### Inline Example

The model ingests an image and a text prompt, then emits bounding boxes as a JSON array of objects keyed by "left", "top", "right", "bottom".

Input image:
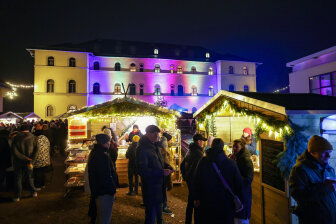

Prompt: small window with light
[
  {"left": 154, "top": 49, "right": 159, "bottom": 55},
  {"left": 243, "top": 66, "right": 248, "bottom": 75},
  {"left": 191, "top": 66, "right": 196, "bottom": 74},
  {"left": 155, "top": 64, "right": 160, "bottom": 73},
  {"left": 208, "top": 67, "right": 214, "bottom": 75},
  {"left": 170, "top": 65, "right": 174, "bottom": 73},
  {"left": 130, "top": 63, "right": 136, "bottom": 72},
  {"left": 206, "top": 52, "right": 210, "bottom": 58},
  {"left": 191, "top": 86, "right": 197, "bottom": 96},
  {"left": 177, "top": 66, "right": 183, "bottom": 74}
]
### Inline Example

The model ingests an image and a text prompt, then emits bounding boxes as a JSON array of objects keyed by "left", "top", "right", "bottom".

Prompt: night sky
[{"left": 1, "top": 1, "right": 336, "bottom": 112}]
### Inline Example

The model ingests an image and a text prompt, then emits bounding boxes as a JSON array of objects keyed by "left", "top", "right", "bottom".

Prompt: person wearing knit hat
[
  {"left": 88, "top": 133, "right": 118, "bottom": 224},
  {"left": 289, "top": 135, "right": 336, "bottom": 223},
  {"left": 241, "top": 127, "right": 257, "bottom": 155}
]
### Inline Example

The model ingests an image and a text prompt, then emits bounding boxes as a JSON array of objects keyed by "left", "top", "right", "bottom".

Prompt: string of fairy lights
[
  {"left": 5, "top": 82, "right": 34, "bottom": 99},
  {"left": 273, "top": 85, "right": 289, "bottom": 93}
]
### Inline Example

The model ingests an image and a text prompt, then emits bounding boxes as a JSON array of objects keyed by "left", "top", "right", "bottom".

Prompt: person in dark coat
[
  {"left": 136, "top": 125, "right": 172, "bottom": 224},
  {"left": 88, "top": 134, "right": 118, "bottom": 224},
  {"left": 127, "top": 124, "right": 143, "bottom": 142},
  {"left": 193, "top": 138, "right": 244, "bottom": 224},
  {"left": 12, "top": 124, "right": 38, "bottom": 201},
  {"left": 289, "top": 135, "right": 336, "bottom": 224},
  {"left": 230, "top": 139, "right": 254, "bottom": 222},
  {"left": 126, "top": 135, "right": 140, "bottom": 195},
  {"left": 180, "top": 133, "right": 207, "bottom": 224},
  {"left": 0, "top": 130, "right": 11, "bottom": 190}
]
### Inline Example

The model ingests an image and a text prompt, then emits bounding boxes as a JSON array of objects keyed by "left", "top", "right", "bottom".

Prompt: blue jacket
[
  {"left": 289, "top": 150, "right": 336, "bottom": 224},
  {"left": 136, "top": 135, "right": 165, "bottom": 205},
  {"left": 88, "top": 144, "right": 118, "bottom": 197}
]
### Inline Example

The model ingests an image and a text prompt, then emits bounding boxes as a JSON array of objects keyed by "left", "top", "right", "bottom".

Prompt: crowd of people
[
  {"left": 0, "top": 119, "right": 68, "bottom": 201},
  {"left": 2, "top": 119, "right": 336, "bottom": 224}
]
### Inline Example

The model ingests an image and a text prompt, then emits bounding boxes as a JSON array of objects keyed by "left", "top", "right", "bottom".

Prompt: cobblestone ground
[{"left": 0, "top": 154, "right": 188, "bottom": 224}]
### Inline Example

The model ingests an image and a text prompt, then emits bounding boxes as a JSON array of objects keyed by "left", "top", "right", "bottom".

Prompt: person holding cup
[{"left": 289, "top": 135, "right": 336, "bottom": 224}]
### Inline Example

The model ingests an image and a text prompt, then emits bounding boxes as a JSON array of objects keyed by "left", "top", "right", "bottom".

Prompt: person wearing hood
[
  {"left": 180, "top": 133, "right": 207, "bottom": 224},
  {"left": 88, "top": 134, "right": 118, "bottom": 224},
  {"left": 12, "top": 124, "right": 38, "bottom": 201},
  {"left": 126, "top": 135, "right": 140, "bottom": 196},
  {"left": 241, "top": 128, "right": 257, "bottom": 155},
  {"left": 136, "top": 125, "right": 172, "bottom": 224},
  {"left": 289, "top": 135, "right": 336, "bottom": 224},
  {"left": 230, "top": 139, "right": 254, "bottom": 223},
  {"left": 0, "top": 130, "right": 11, "bottom": 191},
  {"left": 193, "top": 138, "right": 244, "bottom": 224}
]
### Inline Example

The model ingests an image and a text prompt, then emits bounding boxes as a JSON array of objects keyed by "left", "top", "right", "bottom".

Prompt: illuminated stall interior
[
  {"left": 0, "top": 111, "right": 23, "bottom": 124},
  {"left": 194, "top": 90, "right": 293, "bottom": 224},
  {"left": 62, "top": 97, "right": 182, "bottom": 185}
]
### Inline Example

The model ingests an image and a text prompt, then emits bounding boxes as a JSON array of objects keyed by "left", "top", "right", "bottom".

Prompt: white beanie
[{"left": 103, "top": 128, "right": 112, "bottom": 138}]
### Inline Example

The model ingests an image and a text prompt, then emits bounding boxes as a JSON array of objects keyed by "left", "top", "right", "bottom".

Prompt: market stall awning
[
  {"left": 193, "top": 90, "right": 287, "bottom": 121},
  {"left": 60, "top": 97, "right": 181, "bottom": 118},
  {"left": 0, "top": 111, "right": 23, "bottom": 120},
  {"left": 16, "top": 112, "right": 40, "bottom": 120}
]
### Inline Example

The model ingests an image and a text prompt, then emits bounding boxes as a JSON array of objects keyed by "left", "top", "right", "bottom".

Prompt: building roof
[
  {"left": 27, "top": 39, "right": 260, "bottom": 63},
  {"left": 286, "top": 45, "right": 336, "bottom": 67},
  {"left": 233, "top": 92, "right": 336, "bottom": 111},
  {"left": 16, "top": 112, "right": 40, "bottom": 119},
  {"left": 193, "top": 90, "right": 287, "bottom": 121},
  {"left": 0, "top": 111, "right": 23, "bottom": 119}
]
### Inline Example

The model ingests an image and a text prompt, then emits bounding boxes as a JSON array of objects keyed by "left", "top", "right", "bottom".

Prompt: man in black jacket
[
  {"left": 88, "top": 134, "right": 118, "bottom": 224},
  {"left": 180, "top": 133, "right": 207, "bottom": 224},
  {"left": 12, "top": 124, "right": 38, "bottom": 202},
  {"left": 136, "top": 125, "right": 172, "bottom": 224}
]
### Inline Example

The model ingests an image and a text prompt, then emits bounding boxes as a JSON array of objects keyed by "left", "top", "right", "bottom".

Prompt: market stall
[
  {"left": 194, "top": 90, "right": 293, "bottom": 224},
  {"left": 62, "top": 97, "right": 182, "bottom": 188}
]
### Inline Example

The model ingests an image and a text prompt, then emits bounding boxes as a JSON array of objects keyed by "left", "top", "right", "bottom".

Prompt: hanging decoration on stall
[
  {"left": 274, "top": 120, "right": 309, "bottom": 179},
  {"left": 69, "top": 119, "right": 88, "bottom": 139},
  {"left": 210, "top": 115, "right": 217, "bottom": 137},
  {"left": 197, "top": 99, "right": 293, "bottom": 140}
]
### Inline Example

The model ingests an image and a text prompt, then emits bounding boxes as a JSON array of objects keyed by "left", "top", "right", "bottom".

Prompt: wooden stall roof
[
  {"left": 193, "top": 90, "right": 287, "bottom": 121},
  {"left": 0, "top": 111, "right": 23, "bottom": 119},
  {"left": 16, "top": 112, "right": 40, "bottom": 119},
  {"left": 60, "top": 97, "right": 181, "bottom": 118}
]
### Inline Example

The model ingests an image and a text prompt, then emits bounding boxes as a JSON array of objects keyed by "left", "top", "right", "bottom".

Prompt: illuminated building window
[
  {"left": 93, "top": 83, "right": 100, "bottom": 94},
  {"left": 177, "top": 66, "right": 183, "bottom": 74},
  {"left": 178, "top": 85, "right": 184, "bottom": 96},
  {"left": 191, "top": 66, "right": 196, "bottom": 74},
  {"left": 114, "top": 83, "right": 122, "bottom": 94},
  {"left": 69, "top": 58, "right": 76, "bottom": 67},
  {"left": 191, "top": 86, "right": 197, "bottom": 96},
  {"left": 209, "top": 86, "right": 214, "bottom": 96},
  {"left": 47, "top": 57, "right": 54, "bottom": 66},
  {"left": 68, "top": 80, "right": 76, "bottom": 93},
  {"left": 93, "top": 61, "right": 100, "bottom": 70},
  {"left": 140, "top": 64, "right": 144, "bottom": 72},
  {"left": 244, "top": 85, "right": 249, "bottom": 92},
  {"left": 229, "top": 66, "right": 234, "bottom": 74},
  {"left": 154, "top": 48, "right": 159, "bottom": 55},
  {"left": 155, "top": 64, "right": 160, "bottom": 73},
  {"left": 170, "top": 84, "right": 175, "bottom": 95},
  {"left": 140, "top": 84, "right": 144, "bottom": 95},
  {"left": 47, "top": 79, "right": 54, "bottom": 93},
  {"left": 129, "top": 83, "right": 136, "bottom": 95},
  {"left": 206, "top": 52, "right": 210, "bottom": 58},
  {"left": 243, "top": 66, "right": 248, "bottom": 75},
  {"left": 309, "top": 72, "right": 336, "bottom": 96},
  {"left": 154, "top": 84, "right": 161, "bottom": 95},
  {"left": 115, "top": 62, "right": 121, "bottom": 71},
  {"left": 67, "top": 105, "right": 77, "bottom": 112},
  {"left": 130, "top": 63, "right": 136, "bottom": 72},
  {"left": 170, "top": 65, "right": 174, "bottom": 73},
  {"left": 208, "top": 67, "right": 213, "bottom": 75},
  {"left": 46, "top": 105, "right": 54, "bottom": 117},
  {"left": 229, "top": 84, "right": 235, "bottom": 91}
]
